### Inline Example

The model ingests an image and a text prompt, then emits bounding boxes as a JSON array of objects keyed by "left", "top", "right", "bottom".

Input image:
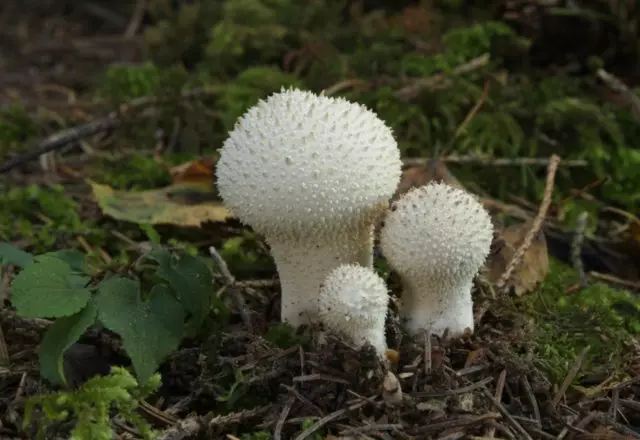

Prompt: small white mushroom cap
[
  {"left": 216, "top": 88, "right": 402, "bottom": 326},
  {"left": 379, "top": 182, "right": 493, "bottom": 337},
  {"left": 318, "top": 264, "right": 389, "bottom": 356}
]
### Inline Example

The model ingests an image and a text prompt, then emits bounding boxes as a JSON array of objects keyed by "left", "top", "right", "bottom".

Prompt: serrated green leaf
[
  {"left": 96, "top": 277, "right": 184, "bottom": 383},
  {"left": 44, "top": 250, "right": 91, "bottom": 274},
  {"left": 11, "top": 256, "right": 92, "bottom": 318},
  {"left": 144, "top": 249, "right": 212, "bottom": 328},
  {"left": 0, "top": 242, "right": 34, "bottom": 267},
  {"left": 39, "top": 300, "right": 98, "bottom": 386}
]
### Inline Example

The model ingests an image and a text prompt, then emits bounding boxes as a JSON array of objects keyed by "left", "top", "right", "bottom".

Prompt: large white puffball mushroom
[
  {"left": 379, "top": 182, "right": 493, "bottom": 337},
  {"left": 216, "top": 88, "right": 402, "bottom": 327},
  {"left": 318, "top": 264, "right": 389, "bottom": 356}
]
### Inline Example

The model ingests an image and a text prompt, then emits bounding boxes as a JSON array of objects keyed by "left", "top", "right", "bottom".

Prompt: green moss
[
  {"left": 0, "top": 184, "right": 104, "bottom": 253},
  {"left": 515, "top": 258, "right": 639, "bottom": 384},
  {"left": 0, "top": 103, "right": 39, "bottom": 159},
  {"left": 92, "top": 154, "right": 172, "bottom": 190},
  {"left": 219, "top": 232, "right": 274, "bottom": 278},
  {"left": 217, "top": 66, "right": 303, "bottom": 131}
]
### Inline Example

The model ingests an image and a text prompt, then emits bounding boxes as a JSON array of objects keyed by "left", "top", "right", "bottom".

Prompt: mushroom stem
[
  {"left": 400, "top": 279, "right": 474, "bottom": 337},
  {"left": 268, "top": 226, "right": 374, "bottom": 327}
]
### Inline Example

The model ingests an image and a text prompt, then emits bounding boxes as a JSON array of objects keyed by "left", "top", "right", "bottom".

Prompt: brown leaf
[
  {"left": 486, "top": 220, "right": 550, "bottom": 296},
  {"left": 394, "top": 160, "right": 464, "bottom": 202},
  {"left": 169, "top": 157, "right": 216, "bottom": 187}
]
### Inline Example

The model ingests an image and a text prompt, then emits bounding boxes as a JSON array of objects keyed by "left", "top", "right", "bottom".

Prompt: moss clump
[
  {"left": 0, "top": 184, "right": 103, "bottom": 253},
  {"left": 516, "top": 258, "right": 639, "bottom": 384},
  {"left": 0, "top": 103, "right": 39, "bottom": 159},
  {"left": 91, "top": 153, "right": 172, "bottom": 190}
]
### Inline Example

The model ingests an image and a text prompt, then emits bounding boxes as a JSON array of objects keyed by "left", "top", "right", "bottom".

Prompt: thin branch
[
  {"left": 209, "top": 246, "right": 253, "bottom": 332},
  {"left": 402, "top": 156, "right": 586, "bottom": 168},
  {"left": 394, "top": 53, "right": 491, "bottom": 101},
  {"left": 496, "top": 154, "right": 561, "bottom": 293}
]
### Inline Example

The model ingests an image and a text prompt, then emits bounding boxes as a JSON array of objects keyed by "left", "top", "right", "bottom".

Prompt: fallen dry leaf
[
  {"left": 394, "top": 159, "right": 464, "bottom": 202},
  {"left": 486, "top": 220, "right": 550, "bottom": 296},
  {"left": 88, "top": 180, "right": 229, "bottom": 227},
  {"left": 169, "top": 157, "right": 217, "bottom": 187}
]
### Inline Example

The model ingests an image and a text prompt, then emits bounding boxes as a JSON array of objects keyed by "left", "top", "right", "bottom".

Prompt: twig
[
  {"left": 0, "top": 117, "right": 119, "bottom": 173},
  {"left": 124, "top": 0, "right": 146, "bottom": 38},
  {"left": 521, "top": 376, "right": 541, "bottom": 426},
  {"left": 394, "top": 53, "right": 491, "bottom": 101},
  {"left": 274, "top": 396, "right": 295, "bottom": 440},
  {"left": 402, "top": 156, "right": 586, "bottom": 168},
  {"left": 293, "top": 400, "right": 367, "bottom": 440},
  {"left": 156, "top": 417, "right": 204, "bottom": 440},
  {"left": 482, "top": 388, "right": 534, "bottom": 440},
  {"left": 597, "top": 68, "right": 640, "bottom": 120},
  {"left": 495, "top": 154, "right": 561, "bottom": 293},
  {"left": 485, "top": 369, "right": 508, "bottom": 438},
  {"left": 571, "top": 212, "right": 589, "bottom": 288},
  {"left": 552, "top": 345, "right": 590, "bottom": 408},
  {"left": 424, "top": 331, "right": 432, "bottom": 375},
  {"left": 588, "top": 271, "right": 640, "bottom": 290},
  {"left": 0, "top": 86, "right": 221, "bottom": 174},
  {"left": 209, "top": 246, "right": 253, "bottom": 332}
]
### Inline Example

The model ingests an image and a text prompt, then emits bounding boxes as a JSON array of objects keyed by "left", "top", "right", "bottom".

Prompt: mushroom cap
[
  {"left": 318, "top": 264, "right": 389, "bottom": 338},
  {"left": 380, "top": 182, "right": 493, "bottom": 279},
  {"left": 215, "top": 88, "right": 402, "bottom": 237}
]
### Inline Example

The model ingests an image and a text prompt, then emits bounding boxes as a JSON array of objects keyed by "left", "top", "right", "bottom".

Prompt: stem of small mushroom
[
  {"left": 267, "top": 226, "right": 374, "bottom": 327},
  {"left": 400, "top": 278, "right": 474, "bottom": 337}
]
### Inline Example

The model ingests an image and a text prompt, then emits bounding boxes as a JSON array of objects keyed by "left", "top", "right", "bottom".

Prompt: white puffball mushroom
[
  {"left": 379, "top": 182, "right": 493, "bottom": 337},
  {"left": 215, "top": 88, "right": 402, "bottom": 327},
  {"left": 318, "top": 264, "right": 389, "bottom": 356}
]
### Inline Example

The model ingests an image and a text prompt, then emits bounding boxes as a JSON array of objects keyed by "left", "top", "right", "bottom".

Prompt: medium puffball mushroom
[
  {"left": 216, "top": 88, "right": 402, "bottom": 327},
  {"left": 379, "top": 182, "right": 493, "bottom": 337},
  {"left": 318, "top": 264, "right": 389, "bottom": 356}
]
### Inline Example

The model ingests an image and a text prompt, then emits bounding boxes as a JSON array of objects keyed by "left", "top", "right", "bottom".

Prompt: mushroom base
[
  {"left": 400, "top": 278, "right": 475, "bottom": 337},
  {"left": 267, "top": 227, "right": 374, "bottom": 328}
]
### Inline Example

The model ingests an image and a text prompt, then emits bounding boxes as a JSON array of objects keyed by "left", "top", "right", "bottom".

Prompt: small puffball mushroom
[
  {"left": 318, "top": 264, "right": 389, "bottom": 356},
  {"left": 379, "top": 182, "right": 493, "bottom": 337},
  {"left": 216, "top": 88, "right": 402, "bottom": 327}
]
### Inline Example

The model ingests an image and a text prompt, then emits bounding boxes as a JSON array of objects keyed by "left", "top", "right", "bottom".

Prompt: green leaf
[
  {"left": 145, "top": 248, "right": 212, "bottom": 328},
  {"left": 0, "top": 242, "right": 34, "bottom": 267},
  {"left": 39, "top": 300, "right": 98, "bottom": 386},
  {"left": 11, "top": 256, "right": 92, "bottom": 318},
  {"left": 44, "top": 250, "right": 91, "bottom": 274},
  {"left": 96, "top": 277, "right": 184, "bottom": 383}
]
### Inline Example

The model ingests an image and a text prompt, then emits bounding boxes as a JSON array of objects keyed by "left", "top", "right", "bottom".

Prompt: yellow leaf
[{"left": 88, "top": 180, "right": 230, "bottom": 227}]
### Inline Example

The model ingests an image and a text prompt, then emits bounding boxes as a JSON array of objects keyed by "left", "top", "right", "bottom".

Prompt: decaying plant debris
[{"left": 1, "top": 1, "right": 640, "bottom": 439}]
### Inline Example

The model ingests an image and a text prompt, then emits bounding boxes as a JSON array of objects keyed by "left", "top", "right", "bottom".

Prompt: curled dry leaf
[
  {"left": 382, "top": 371, "right": 403, "bottom": 406},
  {"left": 486, "top": 220, "right": 550, "bottom": 296}
]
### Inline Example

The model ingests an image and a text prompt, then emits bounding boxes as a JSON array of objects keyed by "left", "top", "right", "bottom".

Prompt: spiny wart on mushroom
[
  {"left": 379, "top": 182, "right": 493, "bottom": 337},
  {"left": 216, "top": 88, "right": 402, "bottom": 327},
  {"left": 318, "top": 264, "right": 389, "bottom": 358}
]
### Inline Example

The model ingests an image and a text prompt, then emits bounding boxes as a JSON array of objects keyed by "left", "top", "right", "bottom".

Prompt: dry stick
[
  {"left": 485, "top": 370, "right": 508, "bottom": 438},
  {"left": 0, "top": 87, "right": 220, "bottom": 174},
  {"left": 0, "top": 117, "right": 119, "bottom": 173},
  {"left": 403, "top": 156, "right": 586, "bottom": 168},
  {"left": 521, "top": 376, "right": 541, "bottom": 427},
  {"left": 597, "top": 68, "right": 640, "bottom": 120},
  {"left": 293, "top": 400, "right": 368, "bottom": 440},
  {"left": 274, "top": 395, "right": 296, "bottom": 440},
  {"left": 551, "top": 345, "right": 590, "bottom": 408},
  {"left": 208, "top": 246, "right": 253, "bottom": 332},
  {"left": 495, "top": 154, "right": 561, "bottom": 293},
  {"left": 482, "top": 387, "right": 534, "bottom": 440},
  {"left": 395, "top": 53, "right": 491, "bottom": 101},
  {"left": 570, "top": 212, "right": 589, "bottom": 288}
]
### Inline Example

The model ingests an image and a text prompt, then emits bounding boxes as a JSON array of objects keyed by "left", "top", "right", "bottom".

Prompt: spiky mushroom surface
[
  {"left": 216, "top": 88, "right": 402, "bottom": 327},
  {"left": 379, "top": 182, "right": 493, "bottom": 337},
  {"left": 318, "top": 264, "right": 389, "bottom": 356}
]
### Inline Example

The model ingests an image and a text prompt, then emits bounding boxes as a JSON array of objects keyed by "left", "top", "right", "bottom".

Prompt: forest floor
[{"left": 1, "top": 1, "right": 640, "bottom": 439}]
